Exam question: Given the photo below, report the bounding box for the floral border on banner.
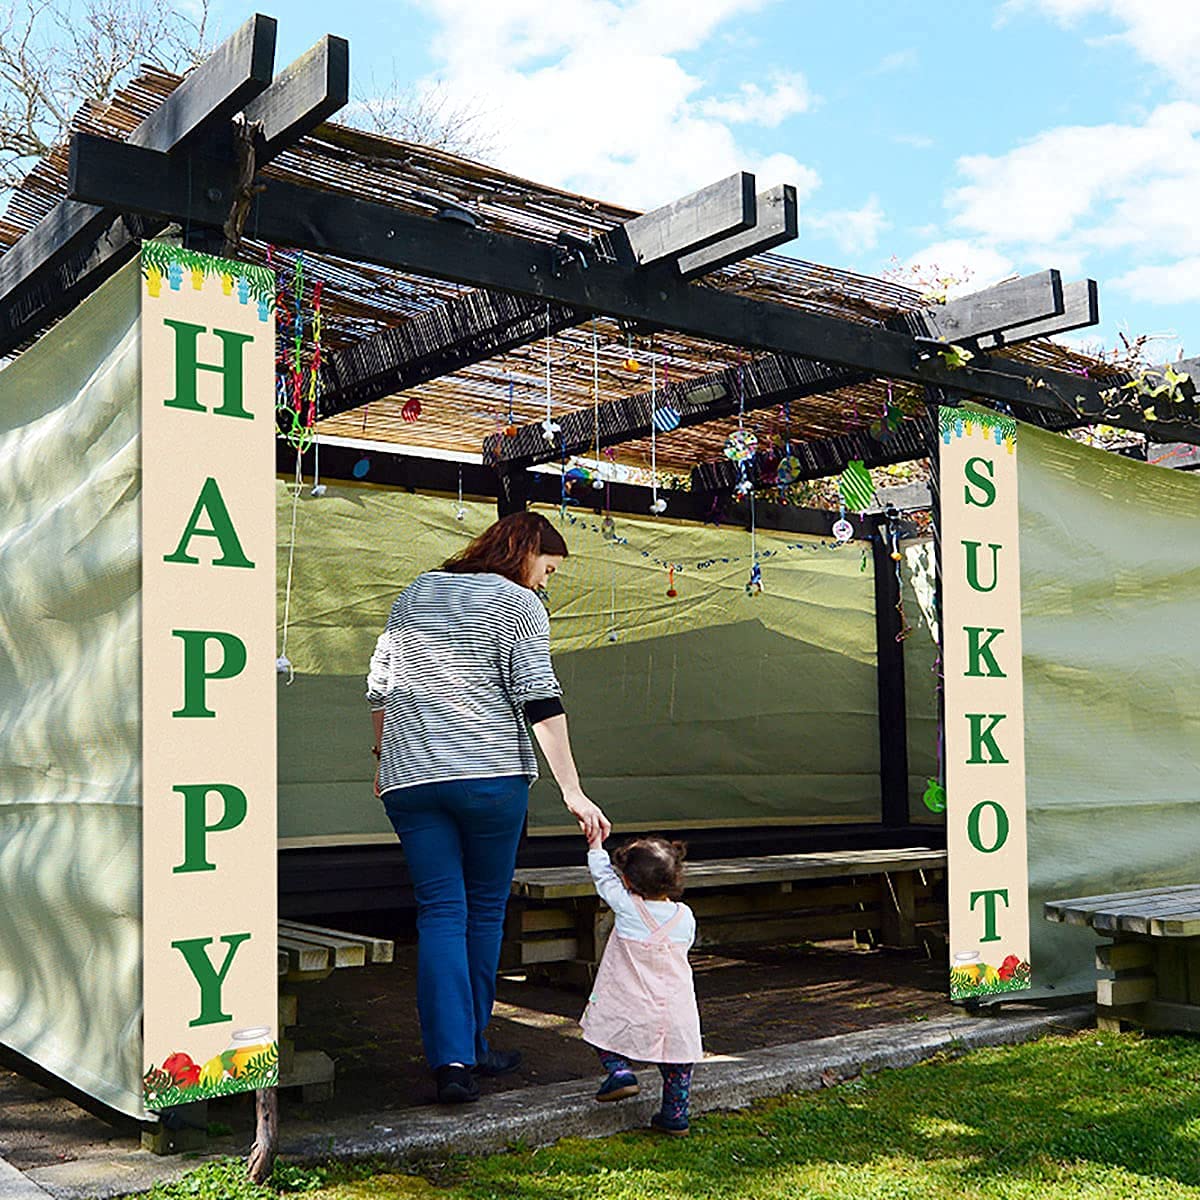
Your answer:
[143,1041,278,1111]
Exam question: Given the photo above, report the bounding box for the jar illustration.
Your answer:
[952,949,982,984]
[145,267,163,297]
[168,261,183,290]
[224,1026,273,1077]
[257,298,271,322]
[237,276,250,304]
[221,272,233,296]
[190,265,204,290]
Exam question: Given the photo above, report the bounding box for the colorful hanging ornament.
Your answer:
[838,459,876,512]
[832,515,854,543]
[666,566,678,598]
[922,779,947,814]
[776,454,801,487]
[401,398,422,423]
[724,429,758,462]
[653,406,680,433]
[745,561,762,596]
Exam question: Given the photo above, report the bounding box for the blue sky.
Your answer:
[232,0,1198,361]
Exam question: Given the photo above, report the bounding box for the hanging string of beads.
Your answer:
[272,251,323,454]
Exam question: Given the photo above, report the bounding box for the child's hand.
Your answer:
[586,825,604,851]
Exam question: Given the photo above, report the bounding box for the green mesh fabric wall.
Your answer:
[273,487,884,842]
[1014,420,1200,996]
[0,263,144,1117]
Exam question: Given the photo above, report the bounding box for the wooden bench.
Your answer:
[276,920,394,1103]
[504,848,947,988]
[1045,885,1200,1034]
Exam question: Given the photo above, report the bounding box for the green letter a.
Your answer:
[164,478,255,569]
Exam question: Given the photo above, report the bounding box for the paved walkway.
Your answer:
[18,1005,1090,1200]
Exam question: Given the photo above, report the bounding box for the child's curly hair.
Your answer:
[611,837,687,900]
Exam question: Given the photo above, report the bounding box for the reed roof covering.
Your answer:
[1,67,1120,476]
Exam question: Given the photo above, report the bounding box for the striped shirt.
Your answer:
[366,571,564,793]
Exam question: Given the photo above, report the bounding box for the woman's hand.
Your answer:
[563,789,611,844]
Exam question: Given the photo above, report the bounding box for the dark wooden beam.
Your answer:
[676,184,797,280]
[0,13,277,307]
[615,172,756,266]
[974,279,1098,350]
[317,295,584,419]
[67,134,1130,426]
[922,270,1063,342]
[1,18,353,359]
[243,33,349,161]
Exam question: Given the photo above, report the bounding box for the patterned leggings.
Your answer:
[597,1049,693,1122]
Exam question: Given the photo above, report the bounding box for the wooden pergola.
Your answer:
[3,11,1198,879]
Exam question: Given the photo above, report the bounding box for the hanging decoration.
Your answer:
[401,398,422,423]
[831,508,854,543]
[745,560,762,597]
[622,331,640,373]
[838,459,876,512]
[666,566,678,599]
[724,429,758,462]
[455,465,466,521]
[542,306,561,444]
[648,344,668,515]
[503,376,518,437]
[272,252,323,454]
[869,380,904,442]
[922,779,947,814]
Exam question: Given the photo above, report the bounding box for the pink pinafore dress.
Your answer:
[580,894,703,1064]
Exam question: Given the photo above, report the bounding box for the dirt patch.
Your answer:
[0,932,951,1170]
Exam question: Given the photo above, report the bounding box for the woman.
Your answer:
[366,511,610,1104]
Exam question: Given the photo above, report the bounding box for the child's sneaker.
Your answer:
[649,1111,689,1137]
[595,1070,640,1102]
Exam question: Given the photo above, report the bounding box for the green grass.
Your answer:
[140,1031,1200,1200]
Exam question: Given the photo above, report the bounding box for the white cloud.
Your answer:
[1002,0,1200,96]
[873,48,918,73]
[412,0,819,210]
[893,133,934,150]
[806,196,889,255]
[698,71,814,127]
[941,102,1200,306]
[1112,258,1200,304]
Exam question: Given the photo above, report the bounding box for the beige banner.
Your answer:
[140,243,278,1111]
[939,407,1031,1001]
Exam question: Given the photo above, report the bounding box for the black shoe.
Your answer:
[434,1064,480,1104]
[472,1047,523,1077]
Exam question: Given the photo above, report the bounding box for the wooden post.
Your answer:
[247,1087,279,1184]
[872,512,910,828]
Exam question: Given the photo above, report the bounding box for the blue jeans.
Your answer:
[382,775,528,1069]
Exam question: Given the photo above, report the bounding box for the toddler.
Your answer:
[580,830,702,1136]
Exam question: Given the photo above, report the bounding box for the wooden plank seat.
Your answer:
[1045,886,1200,1034]
[275,919,395,1103]
[505,848,947,988]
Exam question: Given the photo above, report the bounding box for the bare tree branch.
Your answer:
[346,69,496,160]
[0,0,210,191]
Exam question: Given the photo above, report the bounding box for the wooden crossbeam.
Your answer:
[0,21,350,359]
[615,172,756,266]
[676,184,798,279]
[66,133,1131,425]
[317,294,583,419]
[243,34,349,161]
[921,270,1063,342]
[0,13,277,327]
[974,279,1098,350]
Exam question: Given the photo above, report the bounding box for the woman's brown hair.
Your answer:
[611,837,687,900]
[441,511,568,586]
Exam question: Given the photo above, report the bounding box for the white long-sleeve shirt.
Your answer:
[366,571,563,793]
[588,849,696,946]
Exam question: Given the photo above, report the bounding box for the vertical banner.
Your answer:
[140,243,278,1111]
[940,406,1031,1001]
